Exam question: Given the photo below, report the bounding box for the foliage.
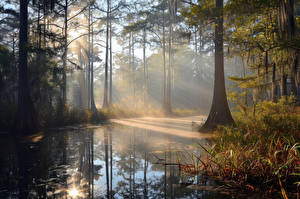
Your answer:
[182,98,300,197]
[42,103,108,128]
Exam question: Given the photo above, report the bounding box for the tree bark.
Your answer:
[90,7,97,111]
[290,56,298,96]
[109,3,113,106]
[280,66,287,98]
[132,34,136,104]
[272,63,278,102]
[143,28,147,107]
[13,0,38,135]
[102,0,110,108]
[87,4,91,109]
[200,0,234,131]
[165,21,172,114]
[62,0,68,104]
[162,8,166,110]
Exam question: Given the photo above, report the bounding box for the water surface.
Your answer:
[0,117,238,198]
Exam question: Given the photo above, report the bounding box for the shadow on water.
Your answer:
[0,123,255,198]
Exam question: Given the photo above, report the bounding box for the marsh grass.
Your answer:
[179,97,300,198]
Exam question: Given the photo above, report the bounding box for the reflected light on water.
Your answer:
[68,187,80,198]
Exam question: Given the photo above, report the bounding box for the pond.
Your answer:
[0,117,256,198]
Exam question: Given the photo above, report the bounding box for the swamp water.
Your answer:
[0,117,263,198]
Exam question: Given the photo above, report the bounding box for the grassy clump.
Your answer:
[192,97,300,197]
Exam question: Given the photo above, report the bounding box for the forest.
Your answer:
[0,0,300,198]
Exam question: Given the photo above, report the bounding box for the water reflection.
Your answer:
[0,124,232,198]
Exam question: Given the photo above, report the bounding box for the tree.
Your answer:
[90,3,97,111]
[102,0,110,108]
[13,0,57,134]
[200,0,234,131]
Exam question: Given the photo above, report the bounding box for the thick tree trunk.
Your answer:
[200,0,234,131]
[272,63,278,102]
[62,0,68,104]
[102,0,109,108]
[278,0,295,41]
[13,0,38,135]
[278,0,297,99]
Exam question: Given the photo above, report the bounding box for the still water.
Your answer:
[0,118,236,198]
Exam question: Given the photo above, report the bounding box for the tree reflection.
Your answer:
[0,125,235,199]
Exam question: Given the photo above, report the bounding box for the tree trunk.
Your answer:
[132,34,136,104]
[162,8,166,110]
[290,56,298,96]
[87,4,91,109]
[129,32,132,97]
[143,28,147,107]
[102,0,110,108]
[13,0,38,135]
[200,0,234,131]
[165,22,172,114]
[109,3,113,106]
[278,0,297,98]
[90,8,97,111]
[280,66,287,98]
[62,0,68,104]
[272,63,278,102]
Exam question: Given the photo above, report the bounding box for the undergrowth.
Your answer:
[179,97,300,198]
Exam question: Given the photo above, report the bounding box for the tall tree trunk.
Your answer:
[62,0,68,104]
[129,33,132,98]
[87,4,91,109]
[278,0,297,98]
[102,0,110,108]
[264,51,269,99]
[109,3,113,106]
[143,28,147,107]
[200,0,234,131]
[132,34,136,104]
[162,8,166,110]
[272,63,278,102]
[165,22,172,114]
[242,56,248,107]
[290,56,298,96]
[90,8,97,111]
[280,66,287,98]
[13,0,38,134]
